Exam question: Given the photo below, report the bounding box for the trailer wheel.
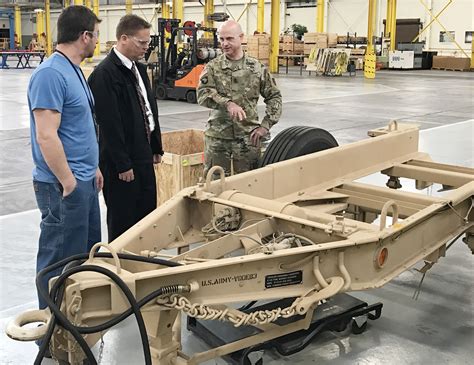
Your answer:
[259,126,338,167]
[186,90,197,104]
[156,85,167,100]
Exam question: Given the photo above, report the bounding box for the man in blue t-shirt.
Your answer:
[28,6,102,310]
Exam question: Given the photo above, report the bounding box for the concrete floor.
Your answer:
[0,66,473,364]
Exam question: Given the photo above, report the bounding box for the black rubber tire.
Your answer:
[156,84,167,100]
[186,90,197,103]
[259,126,338,167]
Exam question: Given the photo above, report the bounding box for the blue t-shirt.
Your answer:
[28,53,99,183]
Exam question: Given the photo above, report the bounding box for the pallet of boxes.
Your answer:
[432,56,470,71]
[246,34,270,65]
[279,35,304,66]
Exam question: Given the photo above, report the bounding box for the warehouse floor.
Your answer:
[0,67,473,364]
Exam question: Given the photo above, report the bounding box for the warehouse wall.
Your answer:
[19,0,472,55]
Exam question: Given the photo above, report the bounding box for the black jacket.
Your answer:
[88,50,163,173]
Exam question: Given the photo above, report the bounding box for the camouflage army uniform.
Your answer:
[197,53,282,176]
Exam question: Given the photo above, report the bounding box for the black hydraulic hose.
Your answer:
[43,264,151,365]
[34,260,84,365]
[35,252,181,364]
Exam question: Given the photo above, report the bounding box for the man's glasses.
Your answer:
[84,30,99,39]
[132,36,151,47]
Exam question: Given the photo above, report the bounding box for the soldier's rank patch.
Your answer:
[201,76,208,84]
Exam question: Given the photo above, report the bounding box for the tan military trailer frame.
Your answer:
[7,122,474,364]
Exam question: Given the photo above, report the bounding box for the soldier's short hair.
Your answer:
[57,5,101,45]
[116,15,151,39]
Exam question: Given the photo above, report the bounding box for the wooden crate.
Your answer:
[327,33,338,48]
[247,34,270,46]
[154,129,204,205]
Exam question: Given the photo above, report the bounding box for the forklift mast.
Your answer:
[150,18,219,103]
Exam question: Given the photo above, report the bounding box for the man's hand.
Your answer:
[250,126,269,147]
[226,101,246,121]
[153,154,162,164]
[119,169,134,182]
[96,168,104,192]
[62,175,77,197]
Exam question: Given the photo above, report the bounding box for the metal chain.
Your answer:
[157,294,299,327]
[97,333,105,364]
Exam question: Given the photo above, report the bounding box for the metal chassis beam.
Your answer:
[5,123,473,365]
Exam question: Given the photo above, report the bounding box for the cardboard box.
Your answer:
[446,57,471,71]
[432,56,448,69]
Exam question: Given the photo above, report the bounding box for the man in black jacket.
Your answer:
[89,15,163,241]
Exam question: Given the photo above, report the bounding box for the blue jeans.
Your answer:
[33,179,101,309]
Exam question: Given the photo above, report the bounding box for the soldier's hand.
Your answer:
[226,101,246,121]
[119,169,135,182]
[250,126,269,147]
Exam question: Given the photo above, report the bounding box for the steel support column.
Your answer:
[269,0,279,73]
[367,0,377,54]
[45,0,52,56]
[317,0,324,32]
[126,0,133,14]
[93,0,100,56]
[173,0,184,24]
[35,9,44,38]
[85,0,91,8]
[14,6,21,48]
[257,0,264,33]
[64,0,71,6]
[7,11,15,50]
[204,0,214,29]
[364,0,377,79]
[385,0,392,37]
[74,0,83,5]
[389,0,397,50]
[471,36,474,69]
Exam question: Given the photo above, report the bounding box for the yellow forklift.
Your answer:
[148,18,220,103]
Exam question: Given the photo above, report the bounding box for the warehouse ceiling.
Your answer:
[0,0,207,8]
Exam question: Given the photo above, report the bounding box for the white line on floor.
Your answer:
[0,301,37,319]
[0,209,37,220]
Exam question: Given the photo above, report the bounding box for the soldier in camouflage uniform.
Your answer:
[197,20,282,177]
